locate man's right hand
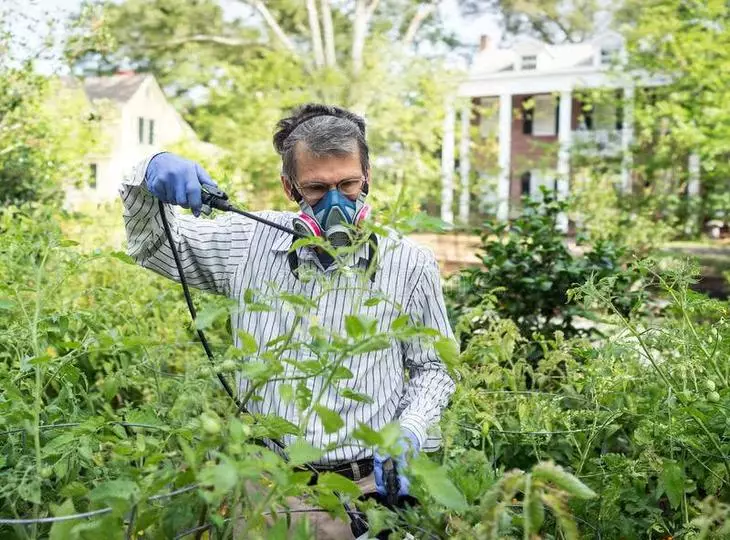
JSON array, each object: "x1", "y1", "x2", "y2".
[{"x1": 145, "y1": 152, "x2": 218, "y2": 217}]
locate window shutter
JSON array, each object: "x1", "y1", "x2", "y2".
[
  {"x1": 554, "y1": 97, "x2": 560, "y2": 135},
  {"x1": 138, "y1": 117, "x2": 144, "y2": 144},
  {"x1": 89, "y1": 163, "x2": 97, "y2": 189},
  {"x1": 522, "y1": 98, "x2": 533, "y2": 135},
  {"x1": 615, "y1": 90, "x2": 624, "y2": 130},
  {"x1": 149, "y1": 119, "x2": 155, "y2": 145},
  {"x1": 520, "y1": 171, "x2": 531, "y2": 196}
]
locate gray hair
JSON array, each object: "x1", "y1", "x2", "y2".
[{"x1": 273, "y1": 104, "x2": 369, "y2": 183}]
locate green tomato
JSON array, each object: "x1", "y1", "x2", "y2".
[
  {"x1": 704, "y1": 380, "x2": 716, "y2": 392},
  {"x1": 680, "y1": 390, "x2": 693, "y2": 403},
  {"x1": 707, "y1": 391, "x2": 721, "y2": 404},
  {"x1": 40, "y1": 466, "x2": 53, "y2": 479},
  {"x1": 201, "y1": 414, "x2": 221, "y2": 435}
]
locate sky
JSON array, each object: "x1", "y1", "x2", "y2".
[{"x1": 6, "y1": 0, "x2": 501, "y2": 73}]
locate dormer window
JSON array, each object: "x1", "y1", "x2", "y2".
[
  {"x1": 600, "y1": 46, "x2": 620, "y2": 65},
  {"x1": 521, "y1": 54, "x2": 537, "y2": 70}
]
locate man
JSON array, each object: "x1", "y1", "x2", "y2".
[{"x1": 120, "y1": 103, "x2": 455, "y2": 538}]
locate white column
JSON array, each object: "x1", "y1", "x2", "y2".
[
  {"x1": 556, "y1": 89, "x2": 573, "y2": 232},
  {"x1": 440, "y1": 97, "x2": 455, "y2": 224},
  {"x1": 458, "y1": 103, "x2": 471, "y2": 225},
  {"x1": 688, "y1": 152, "x2": 700, "y2": 196},
  {"x1": 620, "y1": 84, "x2": 635, "y2": 193},
  {"x1": 497, "y1": 93, "x2": 512, "y2": 221}
]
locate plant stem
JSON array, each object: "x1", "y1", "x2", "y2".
[{"x1": 30, "y1": 245, "x2": 50, "y2": 540}]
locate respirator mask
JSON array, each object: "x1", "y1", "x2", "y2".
[{"x1": 292, "y1": 181, "x2": 371, "y2": 248}]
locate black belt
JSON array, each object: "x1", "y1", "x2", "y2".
[{"x1": 302, "y1": 458, "x2": 374, "y2": 484}]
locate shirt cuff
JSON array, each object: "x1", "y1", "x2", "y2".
[
  {"x1": 398, "y1": 412, "x2": 430, "y2": 451},
  {"x1": 121, "y1": 151, "x2": 170, "y2": 188}
]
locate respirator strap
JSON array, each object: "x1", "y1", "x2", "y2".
[{"x1": 287, "y1": 233, "x2": 378, "y2": 283}]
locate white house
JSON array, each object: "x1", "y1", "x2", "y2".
[{"x1": 64, "y1": 72, "x2": 213, "y2": 205}]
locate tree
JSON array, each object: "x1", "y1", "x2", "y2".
[
  {"x1": 460, "y1": 0, "x2": 606, "y2": 44},
  {"x1": 616, "y1": 0, "x2": 730, "y2": 233},
  {"x1": 0, "y1": 4, "x2": 103, "y2": 206},
  {"x1": 67, "y1": 0, "x2": 461, "y2": 212}
]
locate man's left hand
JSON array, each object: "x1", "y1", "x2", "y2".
[{"x1": 374, "y1": 428, "x2": 420, "y2": 497}]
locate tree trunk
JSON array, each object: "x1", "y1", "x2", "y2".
[
  {"x1": 351, "y1": 0, "x2": 380, "y2": 74},
  {"x1": 402, "y1": 2, "x2": 438, "y2": 47},
  {"x1": 352, "y1": 0, "x2": 368, "y2": 74},
  {"x1": 441, "y1": 97, "x2": 455, "y2": 224},
  {"x1": 320, "y1": 0, "x2": 337, "y2": 68},
  {"x1": 248, "y1": 0, "x2": 298, "y2": 54},
  {"x1": 306, "y1": 0, "x2": 325, "y2": 68}
]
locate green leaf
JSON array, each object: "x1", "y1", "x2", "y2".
[
  {"x1": 236, "y1": 330, "x2": 258, "y2": 355},
  {"x1": 109, "y1": 251, "x2": 134, "y2": 264},
  {"x1": 58, "y1": 239, "x2": 79, "y2": 247},
  {"x1": 345, "y1": 315, "x2": 366, "y2": 339},
  {"x1": 194, "y1": 306, "x2": 226, "y2": 330},
  {"x1": 257, "y1": 415, "x2": 300, "y2": 438},
  {"x1": 532, "y1": 462, "x2": 596, "y2": 499},
  {"x1": 18, "y1": 478, "x2": 41, "y2": 504},
  {"x1": 390, "y1": 314, "x2": 410, "y2": 331},
  {"x1": 364, "y1": 297, "x2": 382, "y2": 307},
  {"x1": 313, "y1": 405, "x2": 344, "y2": 434},
  {"x1": 279, "y1": 383, "x2": 294, "y2": 403},
  {"x1": 339, "y1": 388, "x2": 374, "y2": 404},
  {"x1": 280, "y1": 292, "x2": 317, "y2": 309},
  {"x1": 49, "y1": 499, "x2": 77, "y2": 540},
  {"x1": 351, "y1": 335, "x2": 391, "y2": 355},
  {"x1": 332, "y1": 366, "x2": 354, "y2": 380},
  {"x1": 379, "y1": 422, "x2": 402, "y2": 449},
  {"x1": 316, "y1": 472, "x2": 362, "y2": 497},
  {"x1": 661, "y1": 461, "x2": 685, "y2": 510},
  {"x1": 351, "y1": 423, "x2": 383, "y2": 446},
  {"x1": 434, "y1": 338, "x2": 459, "y2": 369},
  {"x1": 88, "y1": 479, "x2": 140, "y2": 515},
  {"x1": 198, "y1": 459, "x2": 238, "y2": 503},
  {"x1": 524, "y1": 475, "x2": 544, "y2": 534},
  {"x1": 287, "y1": 439, "x2": 323, "y2": 467},
  {"x1": 243, "y1": 288, "x2": 254, "y2": 303},
  {"x1": 410, "y1": 458, "x2": 467, "y2": 511},
  {"x1": 0, "y1": 298, "x2": 15, "y2": 311}
]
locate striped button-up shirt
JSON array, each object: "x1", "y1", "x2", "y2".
[{"x1": 120, "y1": 155, "x2": 456, "y2": 465}]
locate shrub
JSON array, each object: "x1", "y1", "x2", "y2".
[{"x1": 447, "y1": 192, "x2": 644, "y2": 347}]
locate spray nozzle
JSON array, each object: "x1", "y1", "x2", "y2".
[{"x1": 200, "y1": 184, "x2": 232, "y2": 214}]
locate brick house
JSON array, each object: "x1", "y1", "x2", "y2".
[{"x1": 455, "y1": 31, "x2": 678, "y2": 227}]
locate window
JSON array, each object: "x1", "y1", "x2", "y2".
[
  {"x1": 89, "y1": 163, "x2": 97, "y2": 189},
  {"x1": 600, "y1": 47, "x2": 619, "y2": 65},
  {"x1": 138, "y1": 117, "x2": 144, "y2": 144},
  {"x1": 593, "y1": 102, "x2": 617, "y2": 131},
  {"x1": 148, "y1": 119, "x2": 155, "y2": 145},
  {"x1": 532, "y1": 95, "x2": 557, "y2": 136},
  {"x1": 520, "y1": 54, "x2": 537, "y2": 70},
  {"x1": 479, "y1": 97, "x2": 499, "y2": 137}
]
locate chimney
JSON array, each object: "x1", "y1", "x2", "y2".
[{"x1": 479, "y1": 35, "x2": 491, "y2": 52}]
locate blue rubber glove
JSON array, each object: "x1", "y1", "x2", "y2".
[
  {"x1": 373, "y1": 428, "x2": 420, "y2": 497},
  {"x1": 145, "y1": 152, "x2": 217, "y2": 217}
]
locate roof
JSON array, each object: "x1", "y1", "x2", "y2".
[
  {"x1": 469, "y1": 32, "x2": 624, "y2": 77},
  {"x1": 72, "y1": 73, "x2": 150, "y2": 103}
]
